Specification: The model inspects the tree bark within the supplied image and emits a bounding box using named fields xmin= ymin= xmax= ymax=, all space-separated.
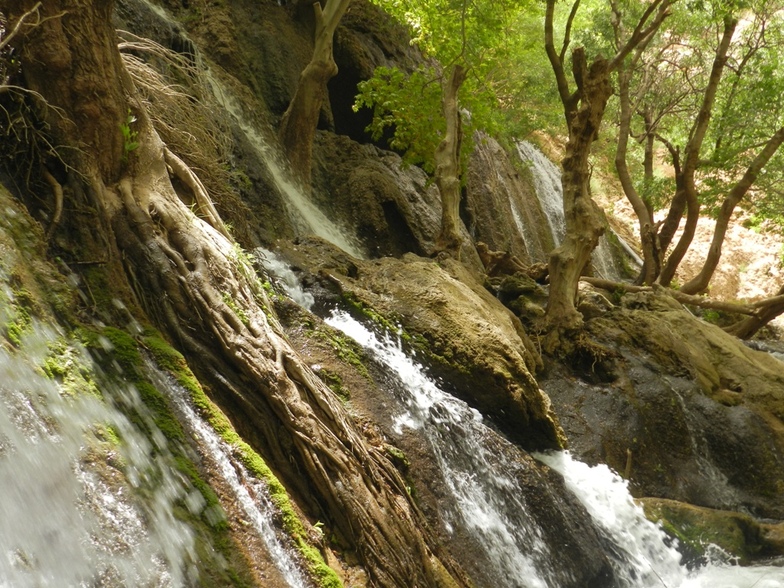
xmin=9 ymin=2 xmax=466 ymax=586
xmin=657 ymin=16 xmax=736 ymax=287
xmin=545 ymin=49 xmax=611 ymax=329
xmin=434 ymin=64 xmax=467 ymax=256
xmin=278 ymin=0 xmax=350 ymax=187
xmin=680 ymin=126 xmax=784 ymax=294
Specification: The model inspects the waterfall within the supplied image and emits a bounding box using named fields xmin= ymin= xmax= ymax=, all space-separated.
xmin=204 ymin=73 xmax=365 ymax=259
xmin=327 ymin=311 xmax=784 ymax=588
xmin=0 ymin=326 xmax=196 ymax=587
xmin=538 ymin=452 xmax=784 ymax=588
xmin=516 ymin=142 xmax=566 ymax=244
xmin=144 ymin=360 xmax=311 ymax=588
xmin=326 ymin=311 xmax=557 ymax=588
xmin=516 ymin=141 xmax=624 ymax=280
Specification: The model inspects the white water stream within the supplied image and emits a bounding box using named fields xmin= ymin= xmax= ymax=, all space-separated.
xmin=327 ymin=311 xmax=556 ymax=588
xmin=204 ymin=74 xmax=364 ymax=259
xmin=516 ymin=141 xmax=623 ymax=280
xmin=0 ymin=326 xmax=196 ymax=587
xmin=326 ymin=311 xmax=784 ymax=588
xmin=145 ymin=360 xmax=310 ymax=588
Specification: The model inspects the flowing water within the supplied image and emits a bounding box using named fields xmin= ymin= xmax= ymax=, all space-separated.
xmin=326 ymin=311 xmax=557 ymax=588
xmin=326 ymin=311 xmax=784 ymax=588
xmin=516 ymin=141 xmax=624 ymax=280
xmin=144 ymin=360 xmax=311 ymax=588
xmin=204 ymin=74 xmax=365 ymax=259
xmin=254 ymin=247 xmax=315 ymax=310
xmin=0 ymin=325 xmax=196 ymax=587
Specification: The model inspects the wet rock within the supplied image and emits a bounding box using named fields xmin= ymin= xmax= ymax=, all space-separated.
xmin=641 ymin=497 xmax=784 ymax=566
xmin=284 ymin=240 xmax=564 ymax=451
xmin=312 ymin=132 xmax=483 ymax=272
xmin=466 ymin=133 xmax=553 ymax=265
xmin=543 ymin=291 xmax=784 ymax=518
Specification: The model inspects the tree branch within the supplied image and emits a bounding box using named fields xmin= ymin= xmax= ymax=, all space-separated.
xmin=0 ymin=1 xmax=41 ymax=52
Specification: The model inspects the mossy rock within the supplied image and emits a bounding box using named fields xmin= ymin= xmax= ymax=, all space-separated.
xmin=641 ymin=497 xmax=784 ymax=566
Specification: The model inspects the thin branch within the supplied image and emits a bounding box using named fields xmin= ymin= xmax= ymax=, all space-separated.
xmin=560 ymin=0 xmax=582 ymax=64
xmin=0 ymin=1 xmax=41 ymax=52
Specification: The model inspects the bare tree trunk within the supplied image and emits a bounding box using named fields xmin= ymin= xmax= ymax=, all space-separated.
xmin=657 ymin=15 xmax=736 ymax=287
xmin=616 ymin=65 xmax=659 ymax=285
xmin=680 ymin=126 xmax=784 ymax=294
xmin=434 ymin=64 xmax=467 ymax=256
xmin=546 ymin=50 xmax=611 ymax=329
xmin=278 ymin=0 xmax=350 ymax=187
xmin=9 ymin=2 xmax=466 ymax=586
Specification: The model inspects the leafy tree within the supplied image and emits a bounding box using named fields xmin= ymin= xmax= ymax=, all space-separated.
xmin=542 ymin=0 xmax=675 ymax=333
xmin=613 ymin=0 xmax=784 ymax=291
xmin=356 ymin=0 xmax=521 ymax=254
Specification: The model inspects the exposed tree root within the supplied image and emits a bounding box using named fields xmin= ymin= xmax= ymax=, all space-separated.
xmin=42 ymin=166 xmax=62 ymax=240
xmin=580 ymin=277 xmax=784 ymax=326
xmin=111 ymin=119 xmax=467 ymax=588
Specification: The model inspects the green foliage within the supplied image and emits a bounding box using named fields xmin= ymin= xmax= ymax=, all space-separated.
xmin=355 ymin=67 xmax=443 ymax=173
xmin=357 ymin=0 xmax=533 ymax=175
xmin=120 ymin=109 xmax=139 ymax=162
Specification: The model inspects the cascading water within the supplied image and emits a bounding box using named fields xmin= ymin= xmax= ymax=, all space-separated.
xmin=516 ymin=141 xmax=624 ymax=280
xmin=0 ymin=325 xmax=196 ymax=587
xmin=123 ymin=0 xmax=364 ymax=259
xmin=254 ymin=247 xmax=315 ymax=310
xmin=144 ymin=360 xmax=311 ymax=588
xmin=326 ymin=311 xmax=557 ymax=588
xmin=204 ymin=74 xmax=364 ymax=259
xmin=538 ymin=452 xmax=784 ymax=588
xmin=327 ymin=311 xmax=784 ymax=588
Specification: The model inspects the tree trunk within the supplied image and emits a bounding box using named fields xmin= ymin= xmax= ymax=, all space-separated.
xmin=657 ymin=16 xmax=736 ymax=287
xmin=545 ymin=50 xmax=611 ymax=329
xmin=434 ymin=64 xmax=467 ymax=255
xmin=9 ymin=2 xmax=465 ymax=586
xmin=680 ymin=126 xmax=784 ymax=294
xmin=278 ymin=0 xmax=350 ymax=187
xmin=616 ymin=65 xmax=659 ymax=285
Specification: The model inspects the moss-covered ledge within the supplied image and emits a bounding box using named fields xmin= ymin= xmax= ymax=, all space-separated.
xmin=641 ymin=497 xmax=784 ymax=566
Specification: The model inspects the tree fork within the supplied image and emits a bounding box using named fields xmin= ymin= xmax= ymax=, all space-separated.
xmin=278 ymin=0 xmax=351 ymax=187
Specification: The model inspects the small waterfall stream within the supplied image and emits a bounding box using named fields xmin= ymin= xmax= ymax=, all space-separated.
xmin=516 ymin=141 xmax=623 ymax=280
xmin=325 ymin=311 xmax=784 ymax=588
xmin=204 ymin=74 xmax=364 ymax=259
xmin=144 ymin=360 xmax=311 ymax=588
xmin=326 ymin=311 xmax=557 ymax=588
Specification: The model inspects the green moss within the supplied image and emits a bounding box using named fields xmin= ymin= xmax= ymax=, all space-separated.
xmin=642 ymin=499 xmax=766 ymax=565
xmin=308 ymin=326 xmax=370 ymax=380
xmin=145 ymin=331 xmax=343 ymax=588
xmin=100 ymin=326 xmax=143 ymax=372
xmin=314 ymin=367 xmax=351 ymax=400
xmin=41 ymin=338 xmax=102 ymax=399
xmin=3 ymin=287 xmax=34 ymax=347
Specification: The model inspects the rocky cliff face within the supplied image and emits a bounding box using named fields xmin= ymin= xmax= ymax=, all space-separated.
xmin=5 ymin=0 xmax=784 ymax=585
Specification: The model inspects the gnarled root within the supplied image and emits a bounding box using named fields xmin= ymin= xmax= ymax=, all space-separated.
xmin=111 ymin=130 xmax=467 ymax=587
